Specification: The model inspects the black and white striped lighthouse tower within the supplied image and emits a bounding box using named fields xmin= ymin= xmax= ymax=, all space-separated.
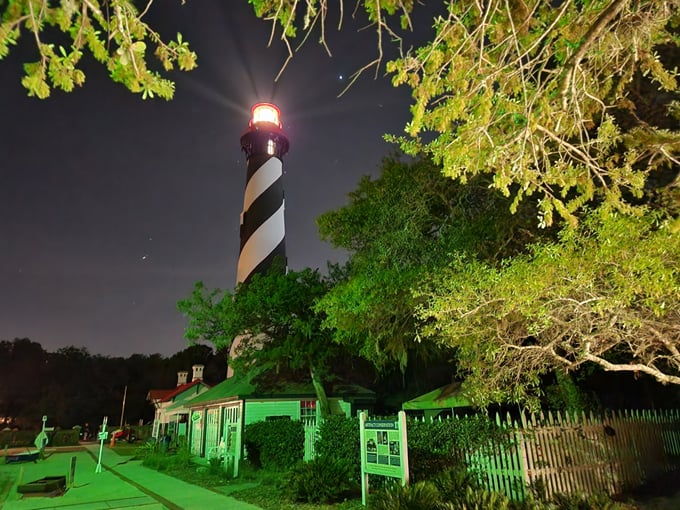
xmin=227 ymin=104 xmax=290 ymax=379
xmin=237 ymin=103 xmax=290 ymax=284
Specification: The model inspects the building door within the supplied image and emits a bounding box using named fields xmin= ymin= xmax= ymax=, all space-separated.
xmin=204 ymin=407 xmax=221 ymax=457
xmin=189 ymin=410 xmax=203 ymax=456
xmin=222 ymin=403 xmax=243 ymax=477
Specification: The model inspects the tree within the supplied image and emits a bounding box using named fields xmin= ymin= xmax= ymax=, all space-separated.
xmin=259 ymin=0 xmax=680 ymax=405
xmin=250 ymin=0 xmax=679 ymax=224
xmin=0 ymin=338 xmax=49 ymax=425
xmin=4 ymin=1 xmax=677 ymax=220
xmin=418 ymin=209 xmax=680 ymax=408
xmin=386 ymin=0 xmax=679 ymax=225
xmin=177 ymin=266 xmax=355 ymax=418
xmin=0 ymin=0 xmax=196 ymax=99
xmin=316 ymin=155 xmax=551 ymax=375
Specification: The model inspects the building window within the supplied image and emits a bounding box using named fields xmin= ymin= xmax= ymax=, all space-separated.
xmin=300 ymin=400 xmax=316 ymax=421
xmin=265 ymin=415 xmax=291 ymax=421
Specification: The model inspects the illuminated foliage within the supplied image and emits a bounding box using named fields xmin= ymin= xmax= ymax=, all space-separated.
xmin=177 ymin=267 xmax=352 ymax=417
xmin=316 ymin=156 xmax=550 ymax=373
xmin=3 ymin=0 xmax=677 ymax=221
xmin=248 ymin=0 xmax=679 ymax=223
xmin=418 ymin=210 xmax=680 ymax=408
xmin=0 ymin=0 xmax=197 ymax=99
xmin=319 ymin=154 xmax=680 ymax=406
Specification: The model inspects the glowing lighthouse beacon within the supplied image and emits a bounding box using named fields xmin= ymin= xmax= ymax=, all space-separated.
xmin=237 ymin=103 xmax=290 ymax=284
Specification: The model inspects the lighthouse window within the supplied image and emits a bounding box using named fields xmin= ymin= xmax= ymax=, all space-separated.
xmin=267 ymin=139 xmax=275 ymax=155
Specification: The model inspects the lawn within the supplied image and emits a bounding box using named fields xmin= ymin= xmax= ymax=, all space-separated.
xmin=130 ymin=444 xmax=365 ymax=510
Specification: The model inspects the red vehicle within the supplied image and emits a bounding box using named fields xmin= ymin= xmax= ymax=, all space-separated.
xmin=112 ymin=428 xmax=137 ymax=443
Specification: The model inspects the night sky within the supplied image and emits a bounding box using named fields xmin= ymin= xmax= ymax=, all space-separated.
xmin=1 ymin=1 xmax=427 ymax=357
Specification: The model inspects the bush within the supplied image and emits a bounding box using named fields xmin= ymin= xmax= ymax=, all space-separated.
xmin=141 ymin=445 xmax=192 ymax=472
xmin=208 ymin=456 xmax=225 ymax=476
xmin=283 ymin=455 xmax=357 ymax=503
xmin=51 ymin=429 xmax=79 ymax=446
xmin=440 ymin=485 xmax=516 ymax=510
xmin=244 ymin=419 xmax=304 ymax=470
xmin=315 ymin=415 xmax=361 ymax=480
xmin=431 ymin=466 xmax=482 ymax=506
xmin=407 ymin=415 xmax=509 ymax=483
xmin=369 ymin=481 xmax=441 ymax=510
xmin=550 ymin=492 xmax=635 ymax=510
xmin=0 ymin=430 xmax=36 ymax=448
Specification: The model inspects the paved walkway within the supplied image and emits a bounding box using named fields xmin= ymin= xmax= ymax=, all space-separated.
xmin=1 ymin=445 xmax=263 ymax=510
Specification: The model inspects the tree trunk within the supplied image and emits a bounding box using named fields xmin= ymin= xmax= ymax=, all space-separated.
xmin=310 ymin=366 xmax=331 ymax=419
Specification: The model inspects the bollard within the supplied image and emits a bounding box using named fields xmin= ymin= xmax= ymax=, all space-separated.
xmin=69 ymin=456 xmax=77 ymax=488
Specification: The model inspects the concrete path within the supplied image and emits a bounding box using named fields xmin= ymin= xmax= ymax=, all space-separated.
xmin=0 ymin=445 xmax=263 ymax=510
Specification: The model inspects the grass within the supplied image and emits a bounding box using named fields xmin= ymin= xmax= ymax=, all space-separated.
xmin=226 ymin=464 xmax=364 ymax=510
xmin=0 ymin=472 xmax=13 ymax=507
xmin=134 ymin=446 xmax=364 ymax=510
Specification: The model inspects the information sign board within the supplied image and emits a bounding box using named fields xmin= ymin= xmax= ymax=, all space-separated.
xmin=359 ymin=411 xmax=409 ymax=505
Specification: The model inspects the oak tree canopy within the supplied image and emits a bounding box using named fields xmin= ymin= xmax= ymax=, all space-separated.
xmin=3 ymin=0 xmax=677 ymax=220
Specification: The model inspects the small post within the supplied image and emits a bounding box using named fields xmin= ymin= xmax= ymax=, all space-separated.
xmin=68 ymin=455 xmax=77 ymax=488
xmin=119 ymin=386 xmax=127 ymax=429
xmin=359 ymin=412 xmax=368 ymax=506
xmin=96 ymin=416 xmax=108 ymax=473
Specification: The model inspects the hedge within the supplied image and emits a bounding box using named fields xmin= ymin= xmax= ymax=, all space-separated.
xmin=244 ymin=419 xmax=304 ymax=469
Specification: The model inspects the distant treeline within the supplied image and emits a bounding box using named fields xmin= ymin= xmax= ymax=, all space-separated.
xmin=0 ymin=338 xmax=228 ymax=430
xmin=3 ymin=337 xmax=678 ymax=433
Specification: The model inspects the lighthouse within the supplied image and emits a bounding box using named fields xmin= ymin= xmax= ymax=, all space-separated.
xmin=237 ymin=103 xmax=290 ymax=284
xmin=227 ymin=103 xmax=289 ymax=379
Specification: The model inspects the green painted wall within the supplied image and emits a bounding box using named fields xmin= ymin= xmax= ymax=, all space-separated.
xmin=333 ymin=399 xmax=351 ymax=416
xmin=245 ymin=400 xmax=300 ymax=424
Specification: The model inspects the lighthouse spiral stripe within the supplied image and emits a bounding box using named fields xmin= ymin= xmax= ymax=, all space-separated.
xmin=237 ymin=154 xmax=286 ymax=284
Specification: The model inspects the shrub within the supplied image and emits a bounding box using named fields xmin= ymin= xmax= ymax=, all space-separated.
xmin=407 ymin=415 xmax=509 ymax=483
xmin=431 ymin=466 xmax=482 ymax=506
xmin=244 ymin=419 xmax=304 ymax=470
xmin=0 ymin=430 xmax=35 ymax=448
xmin=51 ymin=429 xmax=79 ymax=446
xmin=315 ymin=415 xmax=361 ymax=480
xmin=440 ymin=485 xmax=515 ymax=509
xmin=369 ymin=481 xmax=441 ymax=510
xmin=282 ymin=456 xmax=357 ymax=503
xmin=550 ymin=492 xmax=635 ymax=510
xmin=141 ymin=445 xmax=191 ymax=472
xmin=208 ymin=456 xmax=225 ymax=476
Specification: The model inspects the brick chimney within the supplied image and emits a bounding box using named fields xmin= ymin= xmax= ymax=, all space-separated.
xmin=177 ymin=371 xmax=188 ymax=387
xmin=192 ymin=364 xmax=204 ymax=382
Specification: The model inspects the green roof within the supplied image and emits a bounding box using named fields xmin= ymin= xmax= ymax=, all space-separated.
xmin=187 ymin=370 xmax=375 ymax=408
xmin=402 ymin=382 xmax=471 ymax=411
xmin=165 ymin=391 xmax=209 ymax=414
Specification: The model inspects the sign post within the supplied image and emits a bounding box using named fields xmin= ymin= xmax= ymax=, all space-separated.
xmin=34 ymin=415 xmax=50 ymax=455
xmin=95 ymin=416 xmax=108 ymax=473
xmin=69 ymin=456 xmax=77 ymax=488
xmin=359 ymin=411 xmax=409 ymax=505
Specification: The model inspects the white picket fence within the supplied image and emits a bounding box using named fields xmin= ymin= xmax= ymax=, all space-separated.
xmin=304 ymin=408 xmax=680 ymax=499
xmin=461 ymin=409 xmax=680 ymax=499
xmin=303 ymin=415 xmax=318 ymax=461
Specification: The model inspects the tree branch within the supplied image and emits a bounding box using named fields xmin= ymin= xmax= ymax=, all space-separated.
xmin=584 ymin=353 xmax=680 ymax=385
xmin=560 ymin=0 xmax=629 ymax=109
